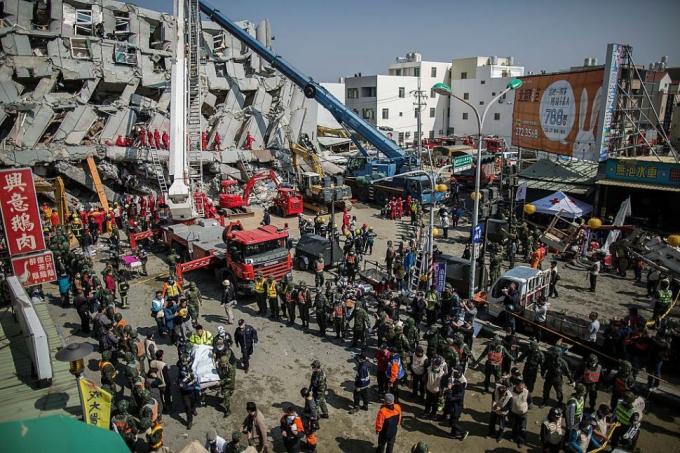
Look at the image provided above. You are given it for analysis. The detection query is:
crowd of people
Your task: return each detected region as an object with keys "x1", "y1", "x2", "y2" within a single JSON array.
[{"x1": 17, "y1": 188, "x2": 676, "y2": 453}]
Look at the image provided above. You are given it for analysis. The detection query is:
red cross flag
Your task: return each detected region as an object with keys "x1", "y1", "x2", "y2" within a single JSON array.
[{"x1": 0, "y1": 168, "x2": 46, "y2": 256}]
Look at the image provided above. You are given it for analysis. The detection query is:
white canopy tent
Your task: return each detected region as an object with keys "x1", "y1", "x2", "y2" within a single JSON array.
[{"x1": 530, "y1": 191, "x2": 592, "y2": 218}]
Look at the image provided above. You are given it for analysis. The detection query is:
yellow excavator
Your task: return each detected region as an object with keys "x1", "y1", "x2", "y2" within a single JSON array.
[
  {"x1": 288, "y1": 133, "x2": 352, "y2": 213},
  {"x1": 34, "y1": 176, "x2": 69, "y2": 224},
  {"x1": 317, "y1": 125, "x2": 350, "y2": 139}
]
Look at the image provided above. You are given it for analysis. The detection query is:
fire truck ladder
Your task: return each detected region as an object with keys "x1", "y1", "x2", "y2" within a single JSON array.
[
  {"x1": 149, "y1": 146, "x2": 168, "y2": 196},
  {"x1": 187, "y1": 0, "x2": 204, "y2": 216},
  {"x1": 85, "y1": 155, "x2": 109, "y2": 211}
]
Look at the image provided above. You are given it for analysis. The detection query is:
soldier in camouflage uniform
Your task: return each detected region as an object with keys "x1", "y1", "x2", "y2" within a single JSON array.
[
  {"x1": 122, "y1": 351, "x2": 141, "y2": 393},
  {"x1": 99, "y1": 350, "x2": 119, "y2": 396},
  {"x1": 489, "y1": 248, "x2": 503, "y2": 287},
  {"x1": 167, "y1": 251, "x2": 179, "y2": 276},
  {"x1": 351, "y1": 303, "x2": 370, "y2": 348},
  {"x1": 540, "y1": 346, "x2": 572, "y2": 406},
  {"x1": 118, "y1": 279, "x2": 130, "y2": 309},
  {"x1": 473, "y1": 336, "x2": 512, "y2": 393},
  {"x1": 217, "y1": 354, "x2": 236, "y2": 417},
  {"x1": 314, "y1": 292, "x2": 330, "y2": 336},
  {"x1": 517, "y1": 339, "x2": 544, "y2": 408},
  {"x1": 450, "y1": 333, "x2": 472, "y2": 373},
  {"x1": 297, "y1": 282, "x2": 311, "y2": 331},
  {"x1": 424, "y1": 327, "x2": 443, "y2": 358},
  {"x1": 111, "y1": 399, "x2": 139, "y2": 450},
  {"x1": 403, "y1": 318, "x2": 420, "y2": 352},
  {"x1": 137, "y1": 388, "x2": 159, "y2": 430},
  {"x1": 309, "y1": 360, "x2": 329, "y2": 419},
  {"x1": 185, "y1": 281, "x2": 202, "y2": 326}
]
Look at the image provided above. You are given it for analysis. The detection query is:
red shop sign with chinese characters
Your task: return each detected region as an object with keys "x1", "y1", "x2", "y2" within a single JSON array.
[
  {"x1": 0, "y1": 168, "x2": 46, "y2": 256},
  {"x1": 11, "y1": 251, "x2": 57, "y2": 286}
]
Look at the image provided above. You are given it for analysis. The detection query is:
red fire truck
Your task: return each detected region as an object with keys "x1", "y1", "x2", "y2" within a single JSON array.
[{"x1": 167, "y1": 219, "x2": 292, "y2": 294}]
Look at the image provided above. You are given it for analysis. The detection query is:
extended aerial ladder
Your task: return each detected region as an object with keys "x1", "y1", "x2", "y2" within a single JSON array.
[
  {"x1": 198, "y1": 1, "x2": 417, "y2": 178},
  {"x1": 166, "y1": 0, "x2": 197, "y2": 220}
]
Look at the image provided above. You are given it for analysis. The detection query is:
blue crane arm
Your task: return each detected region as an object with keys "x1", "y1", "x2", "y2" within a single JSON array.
[{"x1": 199, "y1": 0, "x2": 405, "y2": 163}]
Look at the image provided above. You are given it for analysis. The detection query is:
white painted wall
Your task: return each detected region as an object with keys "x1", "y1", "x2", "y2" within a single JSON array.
[
  {"x1": 344, "y1": 58, "x2": 451, "y2": 146},
  {"x1": 448, "y1": 60, "x2": 525, "y2": 141},
  {"x1": 316, "y1": 81, "x2": 345, "y2": 129}
]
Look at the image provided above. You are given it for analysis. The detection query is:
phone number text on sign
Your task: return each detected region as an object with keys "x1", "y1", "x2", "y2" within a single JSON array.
[{"x1": 539, "y1": 80, "x2": 575, "y2": 142}]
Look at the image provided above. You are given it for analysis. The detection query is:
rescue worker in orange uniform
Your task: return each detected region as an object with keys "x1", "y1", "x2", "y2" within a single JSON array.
[
  {"x1": 280, "y1": 405, "x2": 305, "y2": 453},
  {"x1": 375, "y1": 393, "x2": 402, "y2": 453}
]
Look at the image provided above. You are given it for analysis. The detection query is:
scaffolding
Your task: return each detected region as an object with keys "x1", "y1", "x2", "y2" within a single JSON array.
[{"x1": 606, "y1": 45, "x2": 679, "y2": 162}]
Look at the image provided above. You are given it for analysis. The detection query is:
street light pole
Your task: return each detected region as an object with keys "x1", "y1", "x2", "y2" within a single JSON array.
[
  {"x1": 432, "y1": 79, "x2": 522, "y2": 299},
  {"x1": 372, "y1": 165, "x2": 451, "y2": 289}
]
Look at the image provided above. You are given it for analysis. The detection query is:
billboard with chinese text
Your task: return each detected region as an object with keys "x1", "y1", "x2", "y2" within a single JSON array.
[
  {"x1": 11, "y1": 251, "x2": 57, "y2": 286},
  {"x1": 512, "y1": 69, "x2": 606, "y2": 161},
  {"x1": 0, "y1": 168, "x2": 46, "y2": 256}
]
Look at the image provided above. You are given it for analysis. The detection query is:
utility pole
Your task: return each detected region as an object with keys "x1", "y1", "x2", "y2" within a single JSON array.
[{"x1": 411, "y1": 74, "x2": 427, "y2": 168}]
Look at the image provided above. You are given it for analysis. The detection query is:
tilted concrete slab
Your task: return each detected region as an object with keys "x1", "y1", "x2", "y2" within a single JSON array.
[{"x1": 54, "y1": 105, "x2": 98, "y2": 145}]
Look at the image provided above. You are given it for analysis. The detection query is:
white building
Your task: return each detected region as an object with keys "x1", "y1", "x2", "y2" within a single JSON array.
[
  {"x1": 448, "y1": 56, "x2": 524, "y2": 141},
  {"x1": 344, "y1": 53, "x2": 451, "y2": 146},
  {"x1": 316, "y1": 81, "x2": 345, "y2": 129}
]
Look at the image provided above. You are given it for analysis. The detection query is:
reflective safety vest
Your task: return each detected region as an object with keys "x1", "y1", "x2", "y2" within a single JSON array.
[
  {"x1": 254, "y1": 279, "x2": 265, "y2": 293},
  {"x1": 334, "y1": 305, "x2": 344, "y2": 318},
  {"x1": 583, "y1": 366, "x2": 601, "y2": 384},
  {"x1": 99, "y1": 361, "x2": 117, "y2": 378},
  {"x1": 488, "y1": 350, "x2": 503, "y2": 366},
  {"x1": 148, "y1": 422, "x2": 163, "y2": 450},
  {"x1": 267, "y1": 282, "x2": 277, "y2": 298},
  {"x1": 615, "y1": 402, "x2": 633, "y2": 426},
  {"x1": 569, "y1": 396, "x2": 585, "y2": 420},
  {"x1": 658, "y1": 289, "x2": 672, "y2": 306},
  {"x1": 113, "y1": 417, "x2": 132, "y2": 435},
  {"x1": 165, "y1": 283, "x2": 180, "y2": 297}
]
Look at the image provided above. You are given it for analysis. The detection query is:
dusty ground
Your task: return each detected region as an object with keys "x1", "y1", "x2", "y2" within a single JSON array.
[{"x1": 45, "y1": 203, "x2": 680, "y2": 452}]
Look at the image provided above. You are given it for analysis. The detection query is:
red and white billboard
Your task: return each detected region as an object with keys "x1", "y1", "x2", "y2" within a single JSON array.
[
  {"x1": 512, "y1": 69, "x2": 605, "y2": 161},
  {"x1": 11, "y1": 251, "x2": 57, "y2": 286},
  {"x1": 0, "y1": 168, "x2": 46, "y2": 256}
]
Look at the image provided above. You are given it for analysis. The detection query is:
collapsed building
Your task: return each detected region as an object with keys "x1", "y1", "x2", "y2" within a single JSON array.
[{"x1": 0, "y1": 0, "x2": 321, "y2": 200}]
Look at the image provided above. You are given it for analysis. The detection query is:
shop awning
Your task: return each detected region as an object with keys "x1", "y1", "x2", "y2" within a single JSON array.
[{"x1": 596, "y1": 179, "x2": 680, "y2": 192}]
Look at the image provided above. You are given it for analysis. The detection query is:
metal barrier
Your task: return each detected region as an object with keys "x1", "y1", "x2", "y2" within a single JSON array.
[{"x1": 6, "y1": 276, "x2": 53, "y2": 386}]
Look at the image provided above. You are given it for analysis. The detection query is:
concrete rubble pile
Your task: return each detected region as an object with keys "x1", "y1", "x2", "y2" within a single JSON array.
[{"x1": 0, "y1": 0, "x2": 318, "y2": 199}]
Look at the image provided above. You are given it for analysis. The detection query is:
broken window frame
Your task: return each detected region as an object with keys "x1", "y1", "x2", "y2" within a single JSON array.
[
  {"x1": 113, "y1": 43, "x2": 138, "y2": 65},
  {"x1": 74, "y1": 8, "x2": 93, "y2": 36},
  {"x1": 70, "y1": 37, "x2": 91, "y2": 59},
  {"x1": 213, "y1": 32, "x2": 227, "y2": 52},
  {"x1": 114, "y1": 12, "x2": 131, "y2": 35}
]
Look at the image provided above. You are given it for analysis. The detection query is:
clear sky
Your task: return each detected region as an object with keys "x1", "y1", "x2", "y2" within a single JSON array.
[{"x1": 134, "y1": 0, "x2": 680, "y2": 82}]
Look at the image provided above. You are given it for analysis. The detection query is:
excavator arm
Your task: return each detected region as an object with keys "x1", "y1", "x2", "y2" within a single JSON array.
[
  {"x1": 34, "y1": 176, "x2": 70, "y2": 225},
  {"x1": 242, "y1": 170, "x2": 282, "y2": 206},
  {"x1": 290, "y1": 143, "x2": 324, "y2": 177}
]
